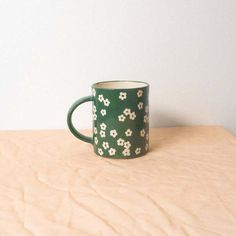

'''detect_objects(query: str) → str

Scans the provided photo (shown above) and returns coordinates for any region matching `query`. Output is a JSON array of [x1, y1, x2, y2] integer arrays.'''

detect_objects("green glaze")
[[67, 81, 149, 158]]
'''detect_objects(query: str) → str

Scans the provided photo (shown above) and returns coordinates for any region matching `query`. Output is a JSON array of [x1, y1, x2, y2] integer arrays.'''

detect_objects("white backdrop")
[[1, 0, 236, 134]]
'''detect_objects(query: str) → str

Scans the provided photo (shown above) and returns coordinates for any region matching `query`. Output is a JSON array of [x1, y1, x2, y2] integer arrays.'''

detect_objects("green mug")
[[67, 81, 149, 158]]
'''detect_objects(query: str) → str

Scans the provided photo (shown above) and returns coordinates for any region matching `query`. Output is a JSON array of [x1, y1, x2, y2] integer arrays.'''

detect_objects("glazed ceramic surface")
[[67, 81, 149, 158]]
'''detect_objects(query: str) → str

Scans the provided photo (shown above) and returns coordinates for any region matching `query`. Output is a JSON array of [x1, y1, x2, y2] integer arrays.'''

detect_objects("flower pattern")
[[110, 129, 118, 138], [125, 129, 132, 137], [98, 148, 103, 155], [119, 92, 127, 100], [94, 127, 97, 134], [108, 148, 116, 156], [100, 123, 107, 130], [118, 114, 126, 122], [93, 88, 148, 157], [92, 89, 96, 97], [122, 149, 130, 156], [104, 99, 110, 106], [100, 130, 106, 138], [137, 102, 143, 110], [102, 142, 109, 150], [100, 109, 106, 116], [140, 129, 145, 137], [123, 108, 131, 116], [98, 94, 104, 102], [144, 115, 148, 123], [129, 112, 136, 120], [135, 147, 141, 155], [124, 141, 131, 149], [117, 138, 125, 146], [94, 137, 98, 144], [137, 90, 143, 98]]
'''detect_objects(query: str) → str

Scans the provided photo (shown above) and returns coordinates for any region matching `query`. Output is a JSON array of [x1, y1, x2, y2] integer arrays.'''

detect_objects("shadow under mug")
[[67, 80, 149, 158]]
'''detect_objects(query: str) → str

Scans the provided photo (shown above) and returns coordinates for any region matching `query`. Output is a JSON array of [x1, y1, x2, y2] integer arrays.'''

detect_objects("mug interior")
[[92, 81, 148, 89]]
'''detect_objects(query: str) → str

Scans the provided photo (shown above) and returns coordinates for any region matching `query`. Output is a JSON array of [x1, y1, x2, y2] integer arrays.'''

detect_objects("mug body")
[[92, 81, 149, 158]]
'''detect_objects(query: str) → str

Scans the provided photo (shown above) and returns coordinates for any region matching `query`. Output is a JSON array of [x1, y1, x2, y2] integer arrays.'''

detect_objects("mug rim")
[[92, 80, 149, 90]]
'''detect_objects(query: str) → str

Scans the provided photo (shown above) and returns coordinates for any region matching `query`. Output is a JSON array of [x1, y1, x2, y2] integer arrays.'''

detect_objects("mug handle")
[[67, 95, 93, 144]]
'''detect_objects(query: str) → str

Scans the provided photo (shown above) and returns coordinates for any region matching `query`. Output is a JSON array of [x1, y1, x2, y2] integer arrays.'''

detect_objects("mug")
[[67, 81, 149, 158]]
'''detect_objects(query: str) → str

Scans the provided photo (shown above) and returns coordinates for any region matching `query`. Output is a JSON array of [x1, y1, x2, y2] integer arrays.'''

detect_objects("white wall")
[[1, 0, 236, 134]]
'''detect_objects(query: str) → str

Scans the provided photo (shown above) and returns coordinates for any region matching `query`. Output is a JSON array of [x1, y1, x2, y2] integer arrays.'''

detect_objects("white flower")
[[92, 89, 96, 96], [129, 112, 136, 120], [125, 129, 132, 137], [102, 142, 109, 150], [93, 114, 97, 120], [122, 149, 130, 156], [94, 137, 98, 144], [100, 109, 106, 116], [94, 127, 97, 134], [137, 90, 143, 98], [124, 141, 131, 149], [98, 94, 104, 102], [145, 143, 149, 151], [144, 115, 149, 123], [110, 129, 118, 138], [103, 99, 110, 106], [137, 102, 143, 110], [117, 138, 124, 146], [145, 106, 149, 113], [123, 108, 131, 116], [146, 133, 149, 140], [135, 147, 141, 155], [100, 130, 106, 138], [108, 148, 116, 156], [140, 129, 145, 137], [119, 92, 127, 100], [100, 123, 107, 130], [98, 148, 103, 155], [118, 114, 126, 122], [93, 105, 97, 113]]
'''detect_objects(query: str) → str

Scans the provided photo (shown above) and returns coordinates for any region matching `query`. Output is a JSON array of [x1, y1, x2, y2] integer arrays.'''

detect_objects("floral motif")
[[102, 142, 109, 150], [98, 94, 104, 102], [146, 133, 149, 140], [124, 141, 131, 149], [98, 148, 103, 155], [135, 147, 141, 155], [122, 149, 130, 156], [110, 129, 118, 138], [92, 89, 96, 96], [100, 109, 106, 116], [123, 108, 131, 116], [129, 112, 136, 120], [100, 123, 107, 130], [145, 143, 149, 151], [144, 115, 149, 123], [94, 127, 97, 134], [137, 90, 143, 98], [104, 99, 110, 107], [100, 130, 106, 138], [94, 137, 98, 144], [93, 105, 97, 113], [140, 129, 145, 137], [108, 148, 116, 156], [125, 129, 132, 137], [118, 114, 126, 122], [119, 92, 127, 100], [93, 114, 97, 120], [117, 138, 125, 146], [137, 102, 143, 110]]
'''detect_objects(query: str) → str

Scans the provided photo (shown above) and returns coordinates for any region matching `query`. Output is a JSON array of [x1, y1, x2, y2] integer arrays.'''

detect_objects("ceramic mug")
[[67, 81, 149, 158]]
